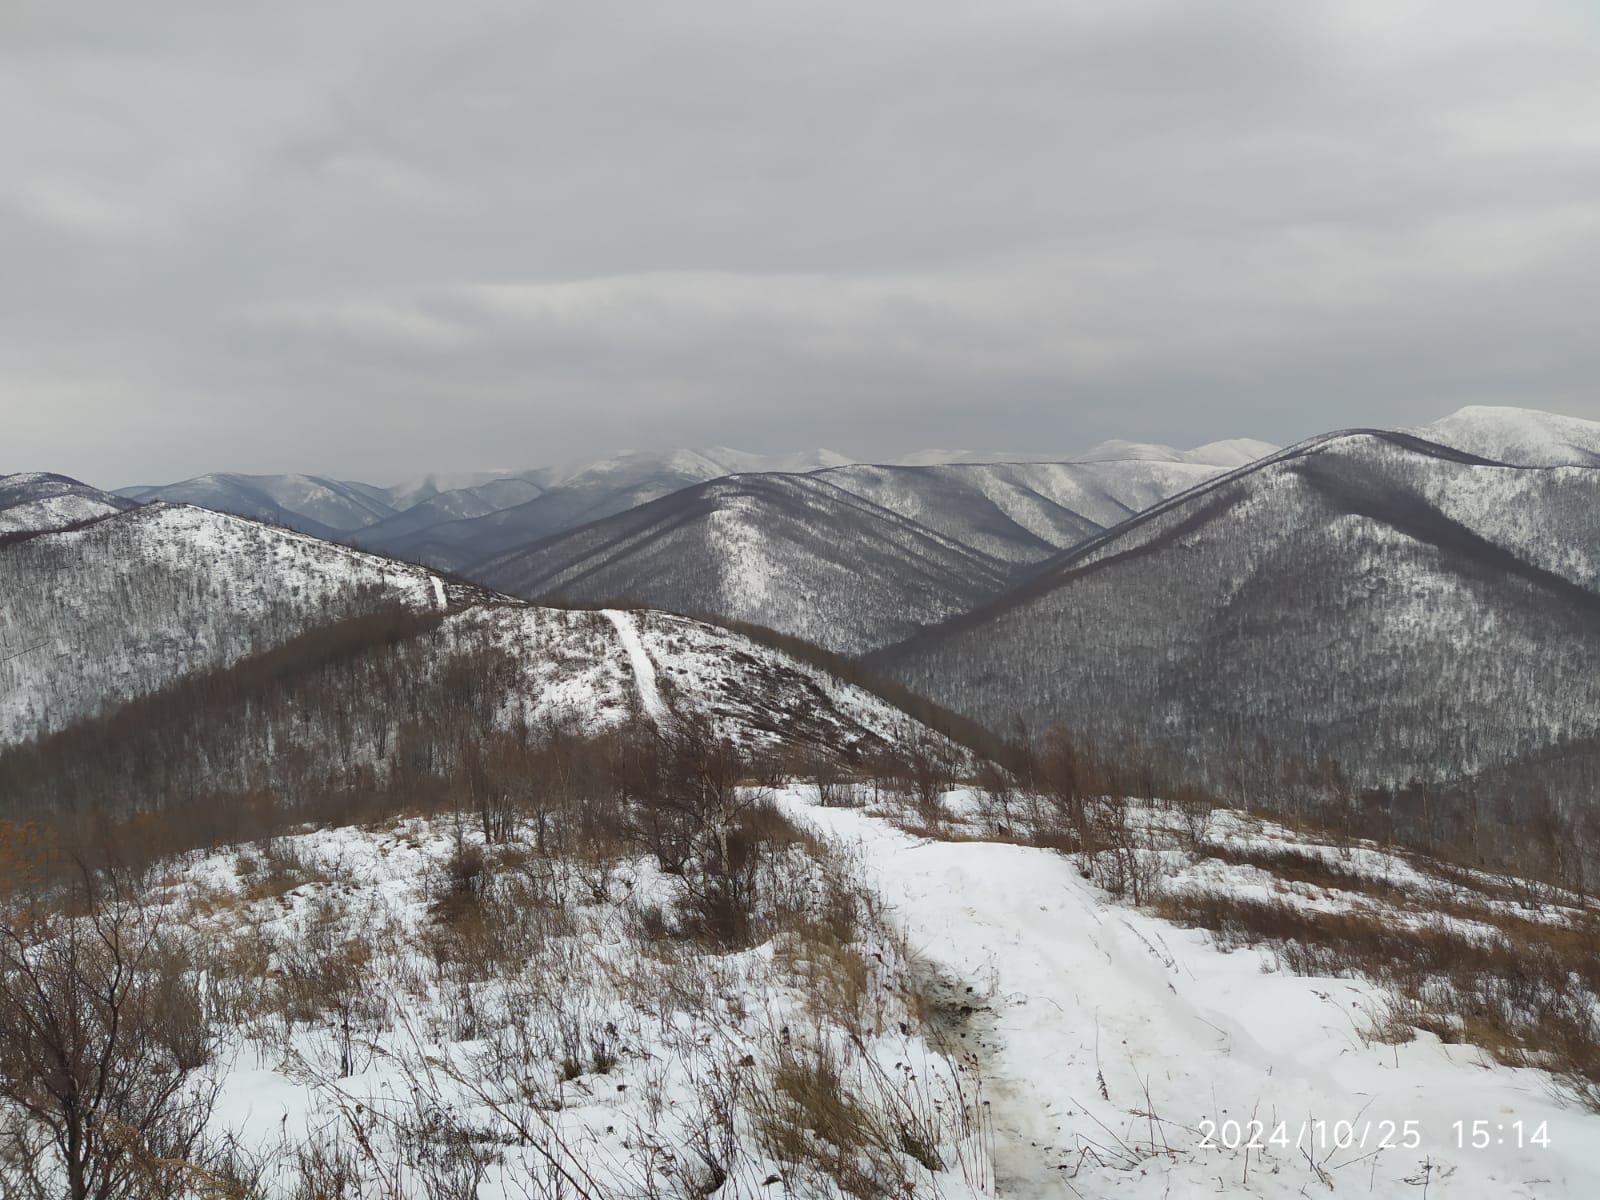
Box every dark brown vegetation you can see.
[0,871,222,1200]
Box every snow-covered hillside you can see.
[1418,405,1600,466]
[426,604,963,759]
[1069,436,1279,468]
[0,471,133,534]
[59,800,989,1200]
[0,501,960,758]
[815,459,1225,565]
[887,438,1277,469]
[878,430,1600,784]
[27,782,1596,1198]
[473,473,1016,655]
[0,504,456,743]
[117,472,399,536]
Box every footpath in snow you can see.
[785,792,1595,1200]
[603,608,670,723]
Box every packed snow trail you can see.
[428,574,447,610]
[603,608,669,723]
[786,792,1597,1199]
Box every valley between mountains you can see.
[5,406,1600,1198]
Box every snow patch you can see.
[603,608,669,723]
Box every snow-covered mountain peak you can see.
[1417,404,1600,466]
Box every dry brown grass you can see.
[1155,887,1600,1106]
[749,1036,940,1200]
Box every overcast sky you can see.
[5,1,1599,486]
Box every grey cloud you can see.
[2,0,1598,485]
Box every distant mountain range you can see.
[109,440,1274,574]
[1413,404,1600,466]
[474,455,1245,652]
[349,448,857,571]
[18,405,1600,786]
[870,407,1600,785]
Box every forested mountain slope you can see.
[474,473,1021,654]
[0,504,460,743]
[353,448,852,569]
[116,472,398,537]
[872,431,1600,785]
[0,472,135,535]
[0,500,956,764]
[471,457,1253,652]
[814,458,1226,565]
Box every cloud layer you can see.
[5,0,1599,484]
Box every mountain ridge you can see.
[871,427,1600,785]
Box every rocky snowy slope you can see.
[0,471,134,535]
[874,429,1600,784]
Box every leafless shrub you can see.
[272,896,380,1077]
[0,876,222,1200]
[1080,796,1171,905]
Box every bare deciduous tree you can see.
[0,874,219,1200]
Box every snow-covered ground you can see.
[142,809,990,1200]
[603,608,669,723]
[9,743,1598,1197]
[785,793,1599,1198]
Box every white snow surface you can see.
[602,608,669,723]
[0,491,123,534]
[108,789,1600,1198]
[1417,405,1600,466]
[0,504,448,743]
[149,810,989,1200]
[786,793,1599,1199]
[1069,437,1280,468]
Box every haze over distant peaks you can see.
[1067,437,1280,468]
[884,438,1279,469]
